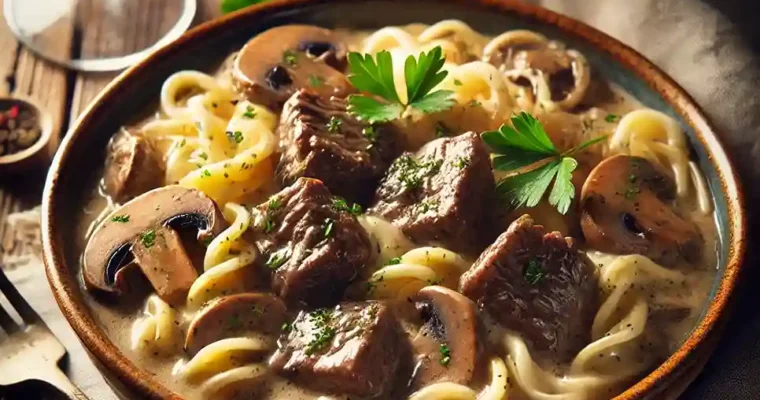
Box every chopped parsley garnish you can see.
[482,112,606,215]
[262,197,282,233]
[242,106,256,119]
[111,214,130,223]
[283,50,298,66]
[305,309,336,355]
[346,46,455,123]
[202,169,212,178]
[179,138,186,147]
[233,131,244,144]
[452,156,470,169]
[323,218,335,238]
[624,160,642,200]
[327,116,342,133]
[140,230,156,248]
[389,155,443,190]
[332,198,363,216]
[362,125,377,142]
[198,152,208,160]
[435,121,451,138]
[386,257,402,266]
[201,236,214,247]
[605,113,620,123]
[624,186,641,200]
[264,219,275,233]
[453,79,463,86]
[308,74,325,87]
[439,343,451,366]
[416,199,439,215]
[523,258,545,285]
[268,197,283,211]
[469,99,482,108]
[265,247,292,270]
[281,322,292,333]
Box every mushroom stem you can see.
[132,225,198,306]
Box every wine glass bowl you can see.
[3,0,197,72]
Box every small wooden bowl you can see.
[0,95,55,174]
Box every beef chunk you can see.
[270,301,402,398]
[276,90,401,204]
[369,132,495,253]
[251,178,372,307]
[459,215,598,362]
[103,129,164,202]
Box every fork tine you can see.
[0,302,19,334]
[0,266,40,324]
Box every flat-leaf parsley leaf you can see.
[347,46,454,123]
[482,112,606,215]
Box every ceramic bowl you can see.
[41,0,747,398]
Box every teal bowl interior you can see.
[43,0,743,398]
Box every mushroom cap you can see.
[484,31,589,110]
[409,286,482,390]
[185,293,287,355]
[232,25,353,108]
[580,155,701,263]
[83,185,225,295]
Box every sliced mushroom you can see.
[83,186,226,305]
[409,286,482,390]
[232,25,354,109]
[483,30,590,111]
[185,293,286,355]
[580,155,701,264]
[103,128,164,203]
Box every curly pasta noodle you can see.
[176,337,271,396]
[367,246,470,300]
[130,295,182,356]
[609,109,712,214]
[141,71,278,205]
[358,215,416,267]
[408,357,508,400]
[187,203,257,310]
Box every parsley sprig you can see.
[482,112,606,215]
[347,46,455,123]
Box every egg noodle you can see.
[118,20,714,400]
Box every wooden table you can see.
[0,1,222,398]
[0,0,223,245]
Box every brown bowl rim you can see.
[40,0,747,399]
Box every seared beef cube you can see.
[369,132,495,253]
[270,301,402,398]
[276,90,401,204]
[459,215,598,362]
[251,178,372,307]
[103,129,164,202]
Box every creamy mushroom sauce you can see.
[73,23,719,400]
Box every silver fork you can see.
[0,266,88,399]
